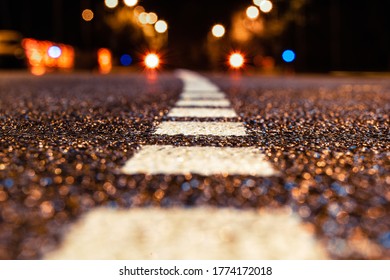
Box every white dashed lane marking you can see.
[46,208,327,260]
[167,107,238,118]
[180,92,226,100]
[154,121,247,136]
[175,99,231,107]
[124,69,276,175]
[121,145,276,176]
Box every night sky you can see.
[1,0,390,71]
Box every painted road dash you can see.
[154,121,246,136]
[121,69,276,176]
[180,92,226,100]
[121,145,276,176]
[175,99,231,107]
[46,208,327,260]
[167,107,238,118]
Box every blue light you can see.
[48,46,62,58]
[282,49,295,63]
[120,54,132,66]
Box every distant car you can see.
[0,30,26,68]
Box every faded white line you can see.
[154,121,246,136]
[121,145,277,176]
[168,108,237,118]
[175,99,231,107]
[180,92,226,100]
[45,207,327,260]
[184,84,220,91]
[176,70,220,92]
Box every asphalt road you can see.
[0,71,389,259]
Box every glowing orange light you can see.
[22,38,74,74]
[134,6,145,17]
[98,48,112,74]
[31,66,46,76]
[147,12,158,24]
[229,52,245,68]
[138,12,148,24]
[82,9,94,22]
[144,53,160,69]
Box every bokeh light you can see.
[282,49,296,62]
[144,53,160,69]
[105,0,118,9]
[147,12,158,24]
[81,9,94,22]
[211,24,225,38]
[229,52,245,68]
[124,0,138,7]
[155,20,168,33]
[133,6,145,16]
[246,6,260,19]
[259,0,273,13]
[98,48,112,74]
[23,38,74,74]
[48,46,62,59]
[138,12,148,24]
[120,54,133,66]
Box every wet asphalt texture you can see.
[0,72,389,260]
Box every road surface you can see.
[0,70,389,259]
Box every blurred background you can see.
[0,0,389,73]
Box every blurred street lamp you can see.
[282,49,296,63]
[138,12,148,24]
[144,53,160,69]
[259,0,273,13]
[211,24,225,38]
[81,9,94,22]
[155,20,168,33]
[147,13,158,24]
[98,48,112,74]
[124,0,138,7]
[246,6,260,19]
[48,46,62,59]
[229,52,245,68]
[105,0,118,9]
[134,6,145,17]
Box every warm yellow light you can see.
[259,0,273,13]
[145,53,160,69]
[31,66,46,76]
[246,6,259,19]
[82,9,94,22]
[211,24,225,38]
[98,48,112,74]
[147,12,158,24]
[124,0,138,7]
[134,6,145,16]
[105,0,118,9]
[229,53,245,68]
[138,12,148,24]
[155,20,168,33]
